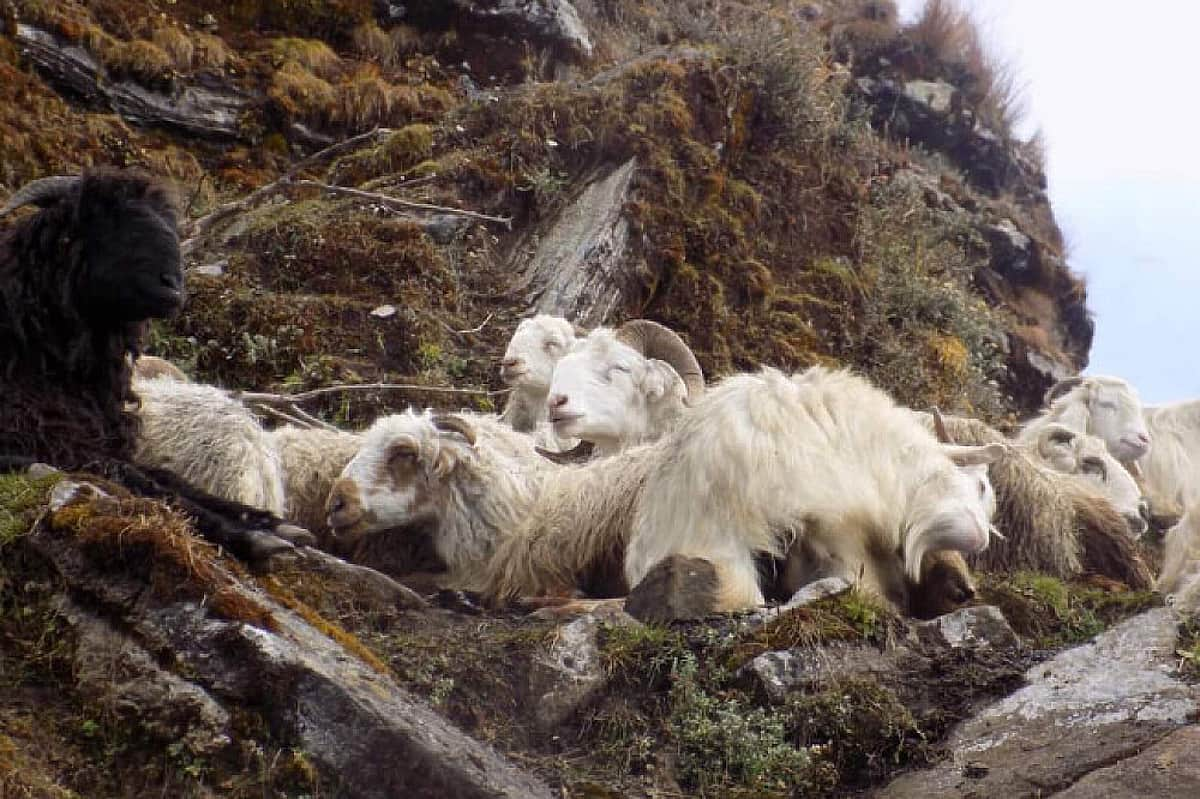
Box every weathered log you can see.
[510,158,641,326]
[14,23,256,141]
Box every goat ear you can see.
[641,359,680,402]
[943,442,1005,466]
[429,443,460,479]
[1037,424,1076,458]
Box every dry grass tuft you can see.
[150,26,193,71]
[48,486,277,631]
[269,61,337,124]
[906,0,1025,137]
[332,67,422,130]
[269,36,341,78]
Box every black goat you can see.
[0,168,301,562]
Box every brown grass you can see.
[150,26,193,71]
[48,487,277,631]
[259,575,393,677]
[269,36,342,78]
[269,61,337,124]
[906,0,1025,137]
[351,20,399,68]
[332,67,422,130]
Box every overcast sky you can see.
[895,0,1199,405]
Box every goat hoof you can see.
[433,589,484,615]
[625,555,719,624]
[273,523,317,547]
[243,528,295,563]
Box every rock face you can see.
[30,503,553,799]
[512,158,640,325]
[880,608,1200,798]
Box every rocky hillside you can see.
[4,2,1191,798]
[2,0,1089,420]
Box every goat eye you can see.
[1081,458,1106,479]
[388,446,417,464]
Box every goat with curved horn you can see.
[614,319,705,405]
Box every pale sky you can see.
[895,0,1200,405]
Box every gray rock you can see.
[741,642,923,704]
[513,158,639,326]
[1051,724,1200,797]
[982,218,1033,275]
[879,608,1200,798]
[193,259,227,277]
[528,610,638,730]
[783,576,852,610]
[411,0,593,61]
[29,524,554,799]
[904,80,957,115]
[915,605,1020,650]
[62,598,232,757]
[25,462,60,479]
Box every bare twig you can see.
[291,179,513,228]
[233,382,511,407]
[454,312,495,335]
[244,400,338,432]
[181,128,397,253]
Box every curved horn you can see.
[0,175,80,217]
[432,414,476,446]
[931,406,954,444]
[1044,376,1085,405]
[535,440,595,465]
[615,320,705,405]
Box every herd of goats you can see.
[2,166,1198,624]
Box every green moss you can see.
[727,589,898,668]
[1176,616,1200,681]
[598,622,690,689]
[0,472,61,546]
[981,572,1161,648]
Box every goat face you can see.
[499,315,576,390]
[1037,424,1147,535]
[545,331,684,446]
[1055,378,1150,462]
[904,443,1004,579]
[76,189,185,322]
[325,412,467,544]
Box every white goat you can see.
[546,320,705,456]
[327,367,1003,618]
[1022,375,1198,514]
[618,367,1002,611]
[1158,503,1200,610]
[263,425,363,547]
[498,314,580,433]
[325,410,560,591]
[133,376,288,516]
[134,376,361,547]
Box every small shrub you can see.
[669,653,834,796]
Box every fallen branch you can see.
[454,312,495,335]
[245,401,338,432]
[291,179,513,229]
[233,382,510,407]
[181,128,397,253]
